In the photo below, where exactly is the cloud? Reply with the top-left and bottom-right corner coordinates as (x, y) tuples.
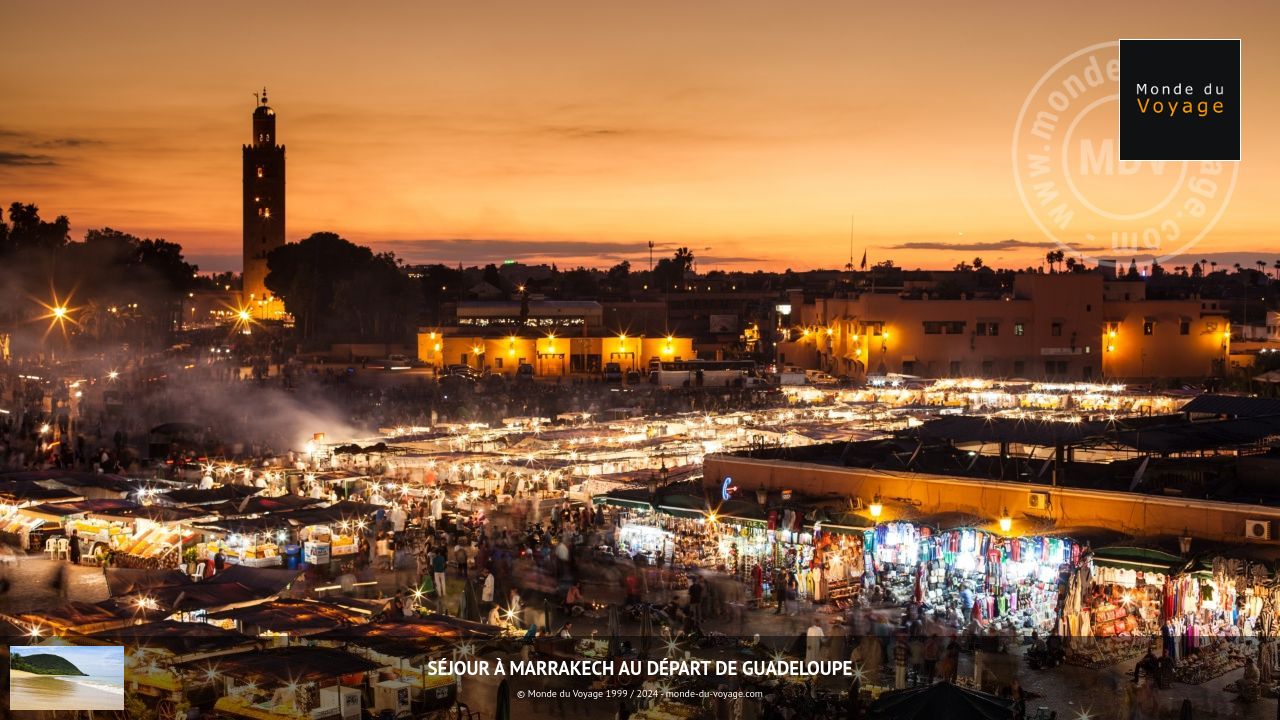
(0, 151), (56, 166)
(884, 238), (1108, 254)
(541, 125), (631, 139)
(368, 238), (762, 267)
(34, 137), (103, 149)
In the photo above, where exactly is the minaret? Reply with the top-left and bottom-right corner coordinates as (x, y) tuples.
(242, 87), (286, 316)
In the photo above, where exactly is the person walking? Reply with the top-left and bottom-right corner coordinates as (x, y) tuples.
(481, 569), (496, 613)
(774, 567), (786, 615)
(806, 620), (826, 663)
(432, 548), (449, 600)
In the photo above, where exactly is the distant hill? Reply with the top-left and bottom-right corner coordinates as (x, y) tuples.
(10, 652), (87, 676)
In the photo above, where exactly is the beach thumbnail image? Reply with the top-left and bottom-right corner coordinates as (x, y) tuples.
(9, 645), (125, 711)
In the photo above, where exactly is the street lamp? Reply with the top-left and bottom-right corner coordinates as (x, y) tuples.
(1179, 528), (1193, 556)
(868, 493), (883, 519)
(999, 508), (1013, 533)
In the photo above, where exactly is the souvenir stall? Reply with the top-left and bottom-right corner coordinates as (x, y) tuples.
(614, 513), (676, 565)
(1058, 547), (1175, 669)
(863, 522), (1076, 637)
(1161, 556), (1273, 684)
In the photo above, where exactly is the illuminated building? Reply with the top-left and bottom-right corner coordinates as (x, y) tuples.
(779, 273), (1229, 381)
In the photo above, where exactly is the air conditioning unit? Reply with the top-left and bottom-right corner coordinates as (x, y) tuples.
(1027, 492), (1050, 511)
(1245, 519), (1271, 540)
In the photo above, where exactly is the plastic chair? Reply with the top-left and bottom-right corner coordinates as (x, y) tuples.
(44, 537), (58, 559)
(55, 537), (70, 560)
(192, 563), (206, 580)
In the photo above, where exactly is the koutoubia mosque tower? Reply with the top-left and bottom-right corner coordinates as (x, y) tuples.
(241, 88), (286, 318)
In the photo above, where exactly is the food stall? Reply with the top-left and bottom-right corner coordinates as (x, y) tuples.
(87, 506), (211, 569)
(0, 482), (83, 550)
(300, 522), (361, 566)
(312, 614), (505, 713)
(180, 647), (380, 720)
(16, 499), (143, 561)
(91, 621), (257, 720)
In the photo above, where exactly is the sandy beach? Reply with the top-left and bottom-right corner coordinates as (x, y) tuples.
(10, 668), (125, 710)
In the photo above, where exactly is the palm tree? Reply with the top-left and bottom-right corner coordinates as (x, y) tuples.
(1256, 260), (1267, 274)
(1210, 261), (1218, 273)
(1273, 260), (1280, 280)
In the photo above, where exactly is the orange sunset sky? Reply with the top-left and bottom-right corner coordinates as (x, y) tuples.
(1, 1), (1276, 273)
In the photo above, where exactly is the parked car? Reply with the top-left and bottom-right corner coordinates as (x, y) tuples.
(516, 363), (535, 382)
(444, 364), (481, 380)
(603, 362), (623, 383)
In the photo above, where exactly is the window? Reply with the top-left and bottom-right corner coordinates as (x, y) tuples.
(460, 353), (469, 365)
(1082, 365), (1093, 380)
(981, 360), (994, 375)
(1013, 360), (1025, 376)
(924, 321), (966, 334)
(1014, 323), (1026, 336)
(256, 166), (264, 178)
(1143, 321), (1154, 336)
(949, 360), (961, 375)
(1051, 322), (1063, 337)
(494, 358), (504, 369)
(1179, 319), (1190, 335)
(1085, 304), (1092, 312)
(901, 361), (916, 375)
(975, 322), (999, 336)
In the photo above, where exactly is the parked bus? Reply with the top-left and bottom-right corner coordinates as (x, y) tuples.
(648, 359), (763, 388)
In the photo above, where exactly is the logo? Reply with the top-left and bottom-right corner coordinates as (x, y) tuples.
(1119, 39), (1240, 161)
(1012, 41), (1238, 266)
(721, 476), (735, 501)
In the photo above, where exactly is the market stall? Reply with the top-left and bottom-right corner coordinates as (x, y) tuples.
(88, 505), (210, 569)
(312, 614), (505, 713)
(91, 621), (256, 720)
(0, 481), (83, 550)
(1057, 546), (1268, 682)
(863, 522), (1076, 637)
(179, 646), (380, 720)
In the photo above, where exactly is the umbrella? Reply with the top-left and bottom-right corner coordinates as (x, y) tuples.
(607, 603), (621, 658)
(495, 678), (511, 720)
(867, 681), (1012, 720)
